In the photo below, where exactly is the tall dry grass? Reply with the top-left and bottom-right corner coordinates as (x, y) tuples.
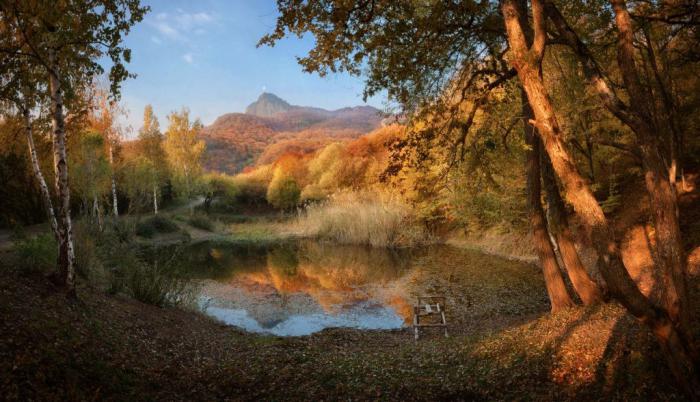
(295, 191), (430, 248)
(446, 226), (537, 262)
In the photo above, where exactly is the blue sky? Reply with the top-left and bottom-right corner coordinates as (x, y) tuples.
(115, 0), (385, 135)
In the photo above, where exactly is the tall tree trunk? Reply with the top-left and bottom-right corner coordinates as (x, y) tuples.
(610, 0), (689, 333)
(546, 0), (689, 330)
(540, 147), (603, 305)
(153, 182), (158, 215)
(502, 0), (698, 394)
(108, 143), (118, 217)
(48, 49), (76, 297)
(23, 108), (59, 239)
(523, 91), (575, 312)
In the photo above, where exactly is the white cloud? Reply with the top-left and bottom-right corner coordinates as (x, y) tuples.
(183, 53), (194, 64)
(146, 10), (216, 43)
(152, 20), (179, 39)
(151, 36), (162, 44)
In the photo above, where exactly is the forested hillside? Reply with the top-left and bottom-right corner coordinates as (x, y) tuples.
(201, 93), (384, 173)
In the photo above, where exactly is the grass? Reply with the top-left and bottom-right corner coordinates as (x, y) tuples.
(187, 213), (215, 231)
(295, 191), (430, 248)
(135, 215), (179, 238)
(447, 226), (537, 262)
(14, 233), (56, 274)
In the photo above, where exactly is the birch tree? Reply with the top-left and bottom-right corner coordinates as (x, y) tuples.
(138, 104), (166, 214)
(0, 0), (148, 296)
(163, 108), (205, 200)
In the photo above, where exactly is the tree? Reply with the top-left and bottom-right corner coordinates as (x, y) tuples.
(263, 0), (699, 392)
(138, 104), (166, 214)
(502, 0), (697, 392)
(70, 131), (111, 228)
(89, 86), (126, 217)
(121, 156), (158, 213)
(267, 166), (301, 210)
(0, 0), (148, 295)
(163, 108), (205, 199)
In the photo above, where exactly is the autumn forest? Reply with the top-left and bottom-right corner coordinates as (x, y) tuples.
(1, 0), (700, 400)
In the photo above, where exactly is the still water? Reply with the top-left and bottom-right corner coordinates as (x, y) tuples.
(171, 240), (547, 337)
(184, 241), (417, 336)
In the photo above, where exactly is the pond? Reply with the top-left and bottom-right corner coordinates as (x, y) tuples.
(169, 240), (549, 337)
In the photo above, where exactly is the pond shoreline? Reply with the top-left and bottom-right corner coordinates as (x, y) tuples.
(0, 253), (686, 401)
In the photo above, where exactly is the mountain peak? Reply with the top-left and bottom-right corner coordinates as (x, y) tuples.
(245, 92), (292, 117)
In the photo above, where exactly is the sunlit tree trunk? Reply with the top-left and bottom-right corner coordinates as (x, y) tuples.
(48, 49), (76, 297)
(609, 0), (689, 332)
(540, 148), (603, 305)
(546, 0), (689, 329)
(23, 107), (59, 239)
(502, 0), (698, 394)
(523, 91), (574, 312)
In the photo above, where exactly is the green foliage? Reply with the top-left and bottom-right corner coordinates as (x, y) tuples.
(163, 108), (206, 199)
(202, 172), (239, 211)
(15, 234), (57, 273)
(233, 164), (274, 206)
(71, 131), (112, 208)
(73, 222), (103, 281)
(266, 167), (301, 210)
(120, 156), (158, 213)
(98, 220), (194, 306)
(188, 213), (214, 231)
(135, 215), (178, 238)
(124, 258), (195, 308)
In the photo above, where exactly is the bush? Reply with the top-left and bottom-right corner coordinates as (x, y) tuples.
(98, 231), (195, 306)
(233, 164), (274, 206)
(73, 222), (104, 281)
(15, 233), (57, 273)
(135, 215), (178, 238)
(125, 250), (197, 308)
(188, 213), (215, 231)
(267, 167), (301, 210)
(296, 191), (429, 248)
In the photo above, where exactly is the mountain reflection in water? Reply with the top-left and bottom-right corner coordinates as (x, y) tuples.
(184, 241), (416, 336)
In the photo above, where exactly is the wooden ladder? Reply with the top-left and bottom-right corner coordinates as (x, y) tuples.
(413, 296), (448, 341)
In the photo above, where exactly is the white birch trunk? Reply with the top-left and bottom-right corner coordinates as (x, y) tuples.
(153, 182), (158, 215)
(48, 49), (76, 295)
(23, 108), (59, 239)
(108, 143), (119, 216)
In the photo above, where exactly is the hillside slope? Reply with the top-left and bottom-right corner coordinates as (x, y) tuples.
(201, 93), (383, 173)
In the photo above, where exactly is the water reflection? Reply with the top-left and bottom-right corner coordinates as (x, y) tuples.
(185, 241), (415, 336)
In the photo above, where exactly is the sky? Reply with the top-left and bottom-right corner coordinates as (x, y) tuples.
(113, 0), (385, 136)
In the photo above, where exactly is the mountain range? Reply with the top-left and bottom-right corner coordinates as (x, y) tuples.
(201, 93), (384, 173)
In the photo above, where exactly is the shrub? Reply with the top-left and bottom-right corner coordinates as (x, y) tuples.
(135, 215), (178, 238)
(296, 191), (429, 248)
(15, 233), (57, 273)
(73, 222), (104, 281)
(188, 213), (214, 231)
(104, 217), (139, 243)
(125, 251), (197, 308)
(233, 164), (274, 206)
(267, 167), (301, 210)
(98, 234), (195, 306)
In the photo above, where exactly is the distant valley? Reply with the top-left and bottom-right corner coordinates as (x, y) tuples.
(201, 93), (384, 173)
